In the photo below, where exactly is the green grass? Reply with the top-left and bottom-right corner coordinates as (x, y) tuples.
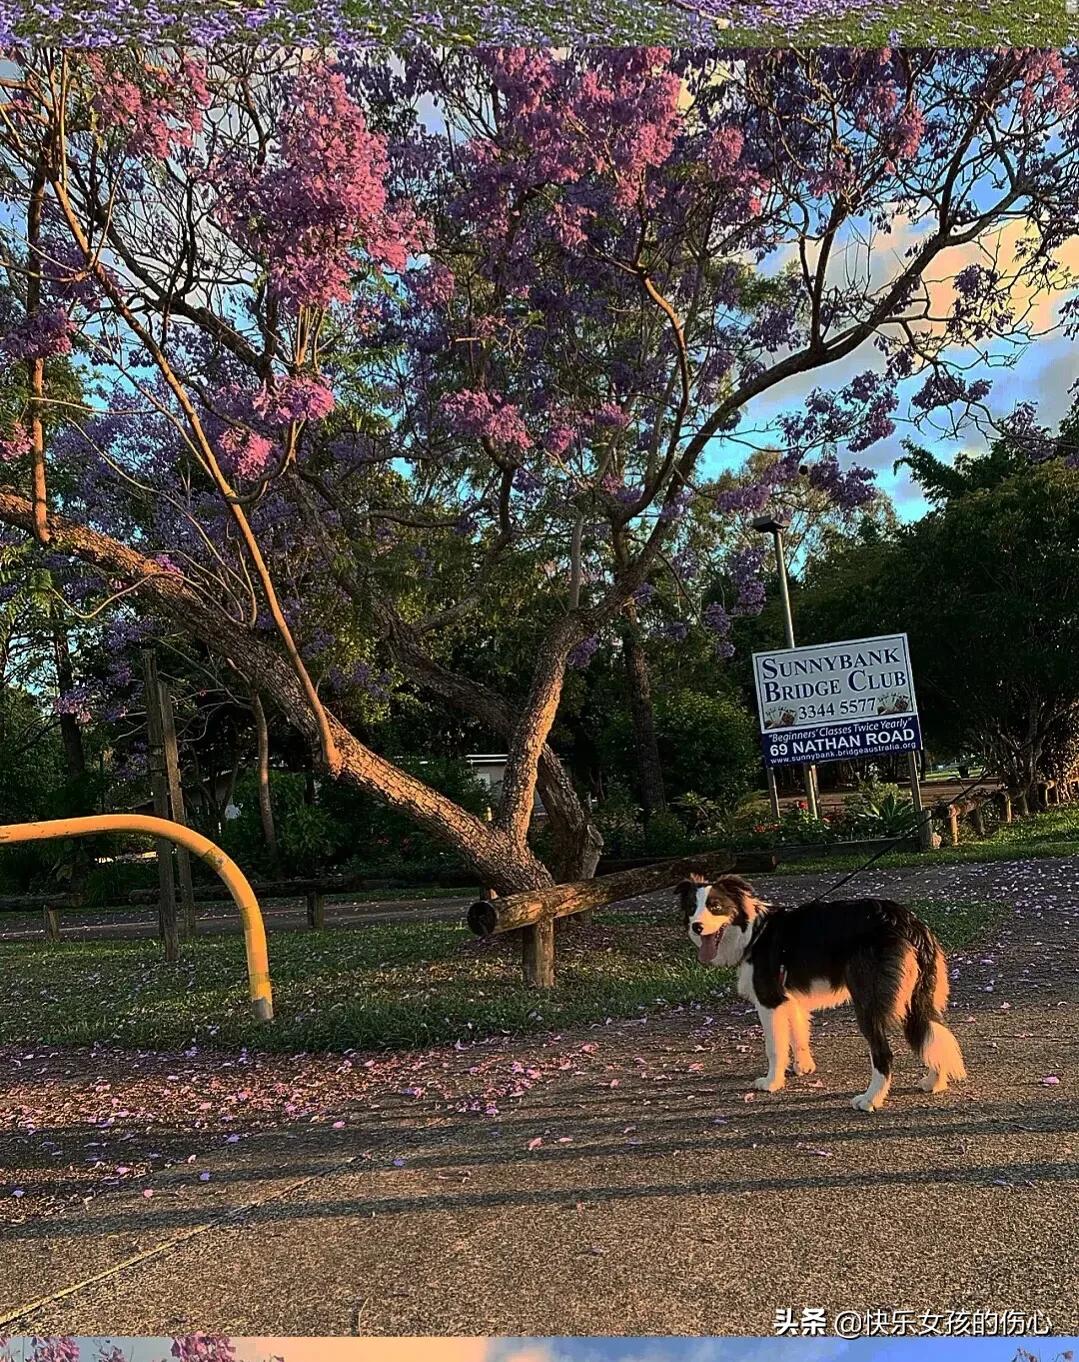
(0, 897), (1003, 1056)
(339, 0), (1068, 46)
(771, 803), (1079, 877)
(326, 0), (1067, 47)
(27, 0), (1065, 54)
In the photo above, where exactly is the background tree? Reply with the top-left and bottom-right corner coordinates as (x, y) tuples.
(797, 411), (1079, 801)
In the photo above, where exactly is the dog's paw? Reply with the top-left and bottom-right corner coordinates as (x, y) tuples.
(753, 1075), (785, 1092)
(852, 1093), (883, 1112)
(920, 1072), (948, 1094)
(793, 1057), (817, 1076)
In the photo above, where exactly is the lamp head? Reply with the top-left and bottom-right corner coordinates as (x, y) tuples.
(751, 513), (790, 535)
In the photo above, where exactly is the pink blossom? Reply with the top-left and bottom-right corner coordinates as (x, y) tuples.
(217, 428), (276, 481)
(440, 389), (532, 453)
(0, 423), (33, 464)
(213, 66), (422, 311)
(83, 54), (210, 160)
(252, 376), (336, 424)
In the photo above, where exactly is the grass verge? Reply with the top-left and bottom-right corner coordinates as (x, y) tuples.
(771, 804), (1079, 877)
(0, 896), (1003, 1055)
(242, 0), (1071, 48)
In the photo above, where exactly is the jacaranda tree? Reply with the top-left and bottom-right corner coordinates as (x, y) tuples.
(2, 47), (1079, 939)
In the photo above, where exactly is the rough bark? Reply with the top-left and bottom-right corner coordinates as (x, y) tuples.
(158, 676), (197, 938)
(620, 602), (667, 819)
(495, 615), (581, 847)
(142, 650), (180, 960)
(375, 604), (602, 881)
(25, 153), (51, 547)
(51, 620), (85, 779)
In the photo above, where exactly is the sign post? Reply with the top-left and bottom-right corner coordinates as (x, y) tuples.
(752, 633), (930, 846)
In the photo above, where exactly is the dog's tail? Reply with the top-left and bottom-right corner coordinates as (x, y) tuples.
(903, 931), (966, 1084)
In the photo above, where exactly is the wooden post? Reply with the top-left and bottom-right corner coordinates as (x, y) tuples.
(142, 650), (180, 963)
(971, 804), (985, 838)
(43, 903), (60, 943)
(946, 804), (960, 847)
(158, 679), (196, 939)
(907, 751), (933, 851)
(1000, 790), (1012, 824)
(523, 917), (555, 988)
(306, 889), (325, 929)
(766, 767), (781, 821)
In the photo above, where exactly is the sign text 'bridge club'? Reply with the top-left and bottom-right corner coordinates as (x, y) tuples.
(752, 633), (922, 768)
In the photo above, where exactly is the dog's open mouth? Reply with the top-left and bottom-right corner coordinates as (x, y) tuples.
(698, 931), (722, 965)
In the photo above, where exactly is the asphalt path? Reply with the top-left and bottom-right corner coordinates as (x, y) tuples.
(1, 856), (1075, 1335)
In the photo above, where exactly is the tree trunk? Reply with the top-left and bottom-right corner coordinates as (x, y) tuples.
(373, 600), (603, 881)
(51, 621), (86, 780)
(620, 602), (667, 820)
(158, 678), (197, 939)
(142, 650), (180, 963)
(51, 619), (90, 897)
(251, 691), (279, 871)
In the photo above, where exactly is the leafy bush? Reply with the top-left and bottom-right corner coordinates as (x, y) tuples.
(644, 808), (689, 855)
(593, 779), (645, 857)
(322, 756), (491, 872)
(211, 757), (492, 878)
(843, 781), (917, 838)
(599, 688), (760, 811)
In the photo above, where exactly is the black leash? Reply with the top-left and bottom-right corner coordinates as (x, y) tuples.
(800, 769), (1001, 905)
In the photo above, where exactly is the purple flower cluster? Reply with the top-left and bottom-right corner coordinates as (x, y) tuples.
(439, 389), (532, 454)
(0, 305), (74, 361)
(0, 0), (888, 47)
(0, 424), (32, 464)
(703, 601), (731, 635)
(727, 545), (768, 618)
(567, 635), (601, 668)
(806, 452), (877, 510)
(53, 684), (95, 724)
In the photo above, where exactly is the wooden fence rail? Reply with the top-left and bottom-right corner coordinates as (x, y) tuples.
(468, 849), (779, 986)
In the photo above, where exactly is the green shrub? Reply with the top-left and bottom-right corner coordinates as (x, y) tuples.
(843, 781), (917, 838)
(593, 779), (645, 857)
(644, 808), (689, 855)
(322, 755), (490, 871)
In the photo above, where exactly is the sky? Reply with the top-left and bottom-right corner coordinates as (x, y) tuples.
(5, 1339), (1074, 1362)
(703, 214), (1079, 523)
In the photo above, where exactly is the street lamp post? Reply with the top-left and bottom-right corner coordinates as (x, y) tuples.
(752, 513), (820, 822)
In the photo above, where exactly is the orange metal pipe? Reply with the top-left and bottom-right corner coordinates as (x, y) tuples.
(0, 814), (273, 1021)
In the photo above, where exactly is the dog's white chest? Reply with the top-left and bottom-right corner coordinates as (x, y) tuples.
(791, 979), (852, 1012)
(736, 961), (759, 1005)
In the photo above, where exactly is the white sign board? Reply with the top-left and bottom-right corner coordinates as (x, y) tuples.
(751, 632), (921, 767)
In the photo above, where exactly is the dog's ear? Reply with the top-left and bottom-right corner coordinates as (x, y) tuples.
(676, 877), (706, 923)
(715, 874), (758, 917)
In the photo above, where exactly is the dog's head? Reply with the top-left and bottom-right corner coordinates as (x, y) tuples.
(678, 873), (762, 967)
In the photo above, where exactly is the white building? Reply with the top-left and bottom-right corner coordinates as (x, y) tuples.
(465, 753), (546, 814)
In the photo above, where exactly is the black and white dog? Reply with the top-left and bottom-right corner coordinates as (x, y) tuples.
(679, 874), (966, 1111)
